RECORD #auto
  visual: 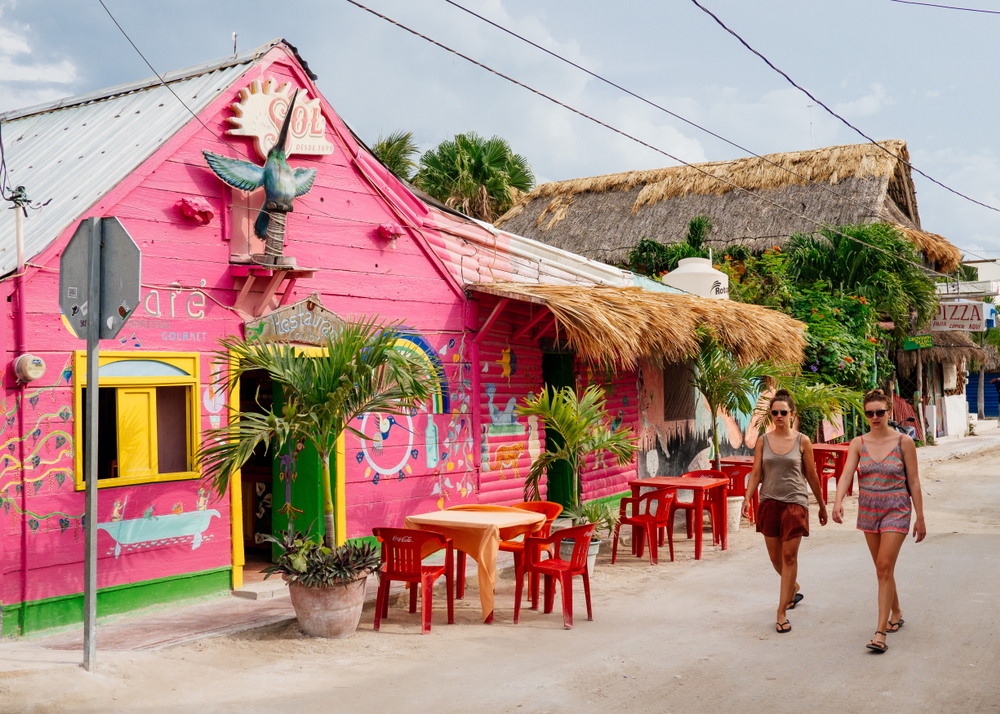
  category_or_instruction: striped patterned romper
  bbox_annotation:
[856,436,911,534]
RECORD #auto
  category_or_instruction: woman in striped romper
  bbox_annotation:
[832,389,926,654]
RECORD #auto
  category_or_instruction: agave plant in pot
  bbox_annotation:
[518,384,635,575]
[262,528,381,638]
[562,500,620,577]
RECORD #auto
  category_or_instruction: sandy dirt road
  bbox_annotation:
[2,448,998,714]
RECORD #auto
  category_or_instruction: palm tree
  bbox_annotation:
[689,333,792,470]
[784,223,938,335]
[198,317,434,549]
[627,215,713,277]
[517,384,636,507]
[370,130,419,181]
[413,132,535,222]
[971,324,1000,420]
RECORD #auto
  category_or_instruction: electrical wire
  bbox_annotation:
[889,0,1000,14]
[689,0,1000,216]
[344,0,950,278]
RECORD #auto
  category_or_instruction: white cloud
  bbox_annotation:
[0,7,78,112]
[832,83,889,118]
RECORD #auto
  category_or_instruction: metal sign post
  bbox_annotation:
[60,217,140,672]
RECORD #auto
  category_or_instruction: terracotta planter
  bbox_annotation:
[288,576,368,638]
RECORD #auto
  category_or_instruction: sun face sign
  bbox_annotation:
[227,78,335,160]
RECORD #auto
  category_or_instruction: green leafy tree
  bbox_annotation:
[689,333,791,470]
[627,215,714,277]
[413,132,535,222]
[784,223,938,335]
[198,317,434,549]
[371,130,419,181]
[971,318,1000,420]
[517,384,636,507]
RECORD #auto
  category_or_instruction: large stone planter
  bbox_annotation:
[288,576,368,638]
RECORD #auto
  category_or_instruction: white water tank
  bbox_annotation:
[661,257,729,299]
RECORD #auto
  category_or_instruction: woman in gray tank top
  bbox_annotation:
[742,390,828,634]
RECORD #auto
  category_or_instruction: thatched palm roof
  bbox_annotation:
[896,330,986,377]
[496,140,961,273]
[471,282,806,368]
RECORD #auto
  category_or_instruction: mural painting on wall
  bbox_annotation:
[0,365,82,539]
[353,332,474,509]
[97,489,220,559]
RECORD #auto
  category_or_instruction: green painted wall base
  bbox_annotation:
[1,567,231,638]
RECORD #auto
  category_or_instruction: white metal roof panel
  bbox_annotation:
[0,53,258,276]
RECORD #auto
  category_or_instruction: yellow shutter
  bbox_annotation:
[116,387,158,478]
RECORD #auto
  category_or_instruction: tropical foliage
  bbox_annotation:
[517,385,636,507]
[627,215,715,277]
[764,375,865,441]
[261,528,381,588]
[371,130,419,181]
[784,223,937,335]
[198,317,434,549]
[689,332,793,470]
[413,132,535,222]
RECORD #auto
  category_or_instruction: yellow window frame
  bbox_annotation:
[73,350,201,490]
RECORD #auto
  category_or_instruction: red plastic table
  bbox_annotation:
[627,477,728,560]
[812,443,852,502]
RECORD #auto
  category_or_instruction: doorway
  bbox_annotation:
[238,369,276,582]
[541,352,575,507]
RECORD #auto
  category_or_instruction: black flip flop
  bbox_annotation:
[866,631,888,653]
[786,592,804,610]
[776,620,792,634]
[887,618,904,633]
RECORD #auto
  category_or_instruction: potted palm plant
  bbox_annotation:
[518,384,636,573]
[262,528,381,638]
[198,316,434,637]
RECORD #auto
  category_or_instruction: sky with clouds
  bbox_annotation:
[3,0,1000,259]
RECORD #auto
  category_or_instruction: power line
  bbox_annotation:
[689,0,1000,216]
[889,0,1000,14]
[344,0,950,278]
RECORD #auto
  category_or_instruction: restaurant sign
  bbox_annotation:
[227,78,335,160]
[931,301,987,332]
[903,334,933,351]
[244,295,344,346]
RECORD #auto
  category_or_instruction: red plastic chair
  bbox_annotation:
[721,463,756,523]
[612,487,675,565]
[499,501,564,609]
[514,522,596,629]
[813,448,853,503]
[372,528,454,634]
[666,469,727,546]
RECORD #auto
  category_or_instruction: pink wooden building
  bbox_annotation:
[0,42,802,636]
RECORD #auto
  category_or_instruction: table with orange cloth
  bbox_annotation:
[404,506,545,622]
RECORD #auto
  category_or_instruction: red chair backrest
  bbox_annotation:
[512,501,563,537]
[641,488,675,526]
[681,469,729,480]
[373,528,446,579]
[555,523,596,571]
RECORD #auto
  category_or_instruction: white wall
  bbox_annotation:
[942,393,968,437]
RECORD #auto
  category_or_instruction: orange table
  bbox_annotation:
[404,506,544,622]
[628,477,728,560]
[812,443,852,502]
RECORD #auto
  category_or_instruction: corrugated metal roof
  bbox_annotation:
[0,47,267,277]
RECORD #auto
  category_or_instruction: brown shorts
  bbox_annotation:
[756,499,809,541]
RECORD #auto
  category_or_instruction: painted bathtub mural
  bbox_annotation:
[98,501,221,558]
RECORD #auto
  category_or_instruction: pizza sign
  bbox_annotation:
[931,301,987,332]
[227,78,335,160]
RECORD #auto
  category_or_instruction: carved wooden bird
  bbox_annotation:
[203,89,317,240]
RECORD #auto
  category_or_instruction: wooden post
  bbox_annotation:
[915,350,925,441]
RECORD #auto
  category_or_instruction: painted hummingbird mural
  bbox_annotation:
[203,89,318,267]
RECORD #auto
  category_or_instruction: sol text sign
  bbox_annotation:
[227,78,334,160]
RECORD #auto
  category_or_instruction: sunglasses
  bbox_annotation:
[770,409,789,417]
[864,409,888,418]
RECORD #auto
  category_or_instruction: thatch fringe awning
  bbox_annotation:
[496,140,962,274]
[470,282,806,368]
[896,330,986,377]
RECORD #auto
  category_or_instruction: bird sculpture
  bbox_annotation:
[203,89,317,267]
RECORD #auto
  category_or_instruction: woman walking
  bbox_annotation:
[831,389,926,654]
[742,389,828,634]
